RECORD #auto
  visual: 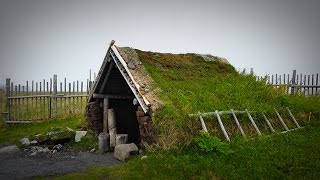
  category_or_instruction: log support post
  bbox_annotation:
[103,98,109,132]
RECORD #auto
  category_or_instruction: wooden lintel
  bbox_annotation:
[93,93,134,99]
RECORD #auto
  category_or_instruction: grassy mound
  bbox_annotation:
[131,49,320,148]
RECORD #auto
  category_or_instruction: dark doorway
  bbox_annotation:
[109,99,140,145]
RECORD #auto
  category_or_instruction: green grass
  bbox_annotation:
[0,116,96,150]
[55,120,320,179]
[132,49,320,147]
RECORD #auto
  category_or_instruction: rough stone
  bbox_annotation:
[20,138,30,146]
[114,143,138,162]
[0,145,20,154]
[30,140,38,145]
[127,61,136,70]
[115,134,128,145]
[30,152,37,156]
[75,131,87,142]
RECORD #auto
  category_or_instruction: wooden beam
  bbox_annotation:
[286,107,301,128]
[231,109,246,137]
[275,109,289,131]
[99,62,115,94]
[246,109,261,136]
[111,46,151,112]
[215,110,230,142]
[93,93,134,99]
[262,113,276,133]
[189,110,252,117]
[198,112,208,133]
[103,98,109,132]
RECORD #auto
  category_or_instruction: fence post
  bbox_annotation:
[291,70,296,94]
[6,78,11,123]
[53,75,57,118]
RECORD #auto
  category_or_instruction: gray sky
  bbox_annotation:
[0,0,320,86]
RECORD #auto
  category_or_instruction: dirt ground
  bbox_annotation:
[0,147,120,179]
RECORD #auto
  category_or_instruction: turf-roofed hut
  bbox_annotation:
[87,40,236,148]
[86,41,159,147]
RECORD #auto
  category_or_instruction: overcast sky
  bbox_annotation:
[0,0,319,86]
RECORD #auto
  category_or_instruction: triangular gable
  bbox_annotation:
[89,42,150,113]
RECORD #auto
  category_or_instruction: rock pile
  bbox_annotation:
[136,106,154,144]
[86,100,103,135]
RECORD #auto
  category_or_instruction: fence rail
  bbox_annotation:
[256,70,319,96]
[1,74,95,124]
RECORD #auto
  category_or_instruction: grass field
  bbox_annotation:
[54,119,320,179]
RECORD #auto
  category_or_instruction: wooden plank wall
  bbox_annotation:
[255,70,320,96]
[4,74,95,124]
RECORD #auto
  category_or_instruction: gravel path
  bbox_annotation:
[0,146,121,179]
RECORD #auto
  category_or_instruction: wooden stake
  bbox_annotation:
[103,98,109,132]
[215,110,230,142]
[5,78,10,123]
[230,109,246,137]
[262,113,275,133]
[286,107,301,128]
[246,109,261,136]
[198,112,208,133]
[275,109,289,131]
[108,108,117,147]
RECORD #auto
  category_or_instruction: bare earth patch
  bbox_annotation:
[0,147,120,179]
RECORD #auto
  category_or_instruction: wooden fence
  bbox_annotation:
[1,75,95,124]
[256,70,319,96]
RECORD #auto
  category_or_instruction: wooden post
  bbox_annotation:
[80,81,83,111]
[35,83,38,120]
[198,112,208,133]
[286,107,300,128]
[215,110,230,142]
[246,109,261,136]
[77,81,79,113]
[68,83,71,114]
[291,70,296,94]
[73,81,75,113]
[5,78,10,123]
[14,85,17,120]
[103,98,109,132]
[31,81,34,120]
[53,75,57,117]
[18,84,21,120]
[60,82,63,112]
[311,74,314,96]
[64,78,67,115]
[230,109,246,137]
[275,109,289,131]
[108,108,117,147]
[87,79,89,95]
[26,81,29,121]
[303,75,306,96]
[316,74,319,95]
[307,75,310,96]
[22,86,24,121]
[287,74,290,94]
[43,79,46,118]
[262,113,275,133]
